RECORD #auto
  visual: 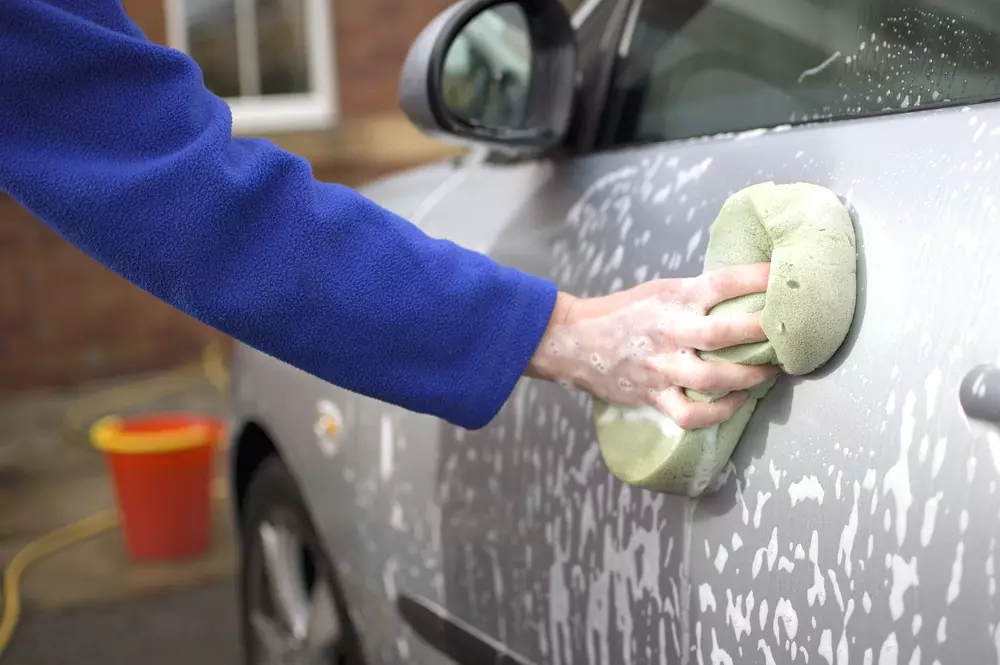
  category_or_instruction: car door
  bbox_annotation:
[425,1,1000,664]
[307,3,626,664]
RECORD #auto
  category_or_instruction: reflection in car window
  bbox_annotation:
[605,0,1000,145]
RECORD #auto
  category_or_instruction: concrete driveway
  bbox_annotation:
[7,581,241,665]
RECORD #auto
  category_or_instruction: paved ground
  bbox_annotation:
[6,580,241,665]
[0,373,243,664]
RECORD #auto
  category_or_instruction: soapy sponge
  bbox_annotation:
[594,182,857,497]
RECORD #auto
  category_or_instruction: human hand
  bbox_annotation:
[527,263,778,429]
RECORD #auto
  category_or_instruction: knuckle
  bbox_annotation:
[672,404,698,430]
[635,367,671,392]
[717,395,738,417]
[705,271,735,297]
[646,369,671,392]
[660,324,681,350]
[641,355,662,374]
[684,365,717,392]
[725,391,748,411]
[645,388,663,408]
[699,323,729,350]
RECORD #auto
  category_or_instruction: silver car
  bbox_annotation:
[227,0,1000,663]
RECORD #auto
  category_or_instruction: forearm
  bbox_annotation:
[0,0,558,429]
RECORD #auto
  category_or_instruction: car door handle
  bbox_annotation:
[960,364,1000,423]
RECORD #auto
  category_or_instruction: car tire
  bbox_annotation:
[239,457,362,665]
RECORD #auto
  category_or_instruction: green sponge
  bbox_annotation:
[594,182,857,497]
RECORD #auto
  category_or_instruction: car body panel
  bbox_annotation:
[230,4,1000,663]
[356,160,463,223]
[233,99,1000,664]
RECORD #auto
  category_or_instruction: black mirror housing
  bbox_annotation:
[398,0,577,153]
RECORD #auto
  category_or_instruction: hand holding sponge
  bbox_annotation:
[594,182,858,496]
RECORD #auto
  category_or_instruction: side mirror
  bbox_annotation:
[398,0,577,153]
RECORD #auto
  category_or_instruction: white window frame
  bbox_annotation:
[165,0,339,135]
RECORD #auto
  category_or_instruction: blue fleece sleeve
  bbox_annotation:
[0,0,558,430]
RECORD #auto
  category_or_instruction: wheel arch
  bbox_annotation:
[231,420,283,518]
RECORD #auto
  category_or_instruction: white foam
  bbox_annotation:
[758,640,777,665]
[946,542,964,604]
[383,557,398,598]
[735,128,768,141]
[838,599,854,664]
[380,415,394,481]
[699,583,717,613]
[839,481,860,577]
[390,502,405,531]
[715,546,729,574]
[766,528,778,572]
[993,621,1000,662]
[597,403,683,437]
[789,475,825,506]
[676,157,713,191]
[920,493,942,547]
[828,568,845,611]
[772,598,798,641]
[819,629,834,664]
[710,628,734,665]
[883,392,917,547]
[798,51,842,83]
[724,590,753,643]
[686,228,703,262]
[879,632,898,665]
[754,491,772,528]
[925,369,942,418]
[888,555,919,621]
[807,530,826,607]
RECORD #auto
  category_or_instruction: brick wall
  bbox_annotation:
[0,0,454,395]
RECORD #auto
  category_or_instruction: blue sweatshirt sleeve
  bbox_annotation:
[0,0,558,430]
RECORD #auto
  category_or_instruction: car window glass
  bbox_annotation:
[605,0,1000,145]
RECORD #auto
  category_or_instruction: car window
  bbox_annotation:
[604,0,1000,146]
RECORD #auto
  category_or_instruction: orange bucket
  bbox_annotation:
[91,413,224,561]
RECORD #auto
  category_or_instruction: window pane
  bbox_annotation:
[185,0,241,98]
[256,0,311,96]
[608,0,1000,145]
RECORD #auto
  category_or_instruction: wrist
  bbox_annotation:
[526,291,578,382]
